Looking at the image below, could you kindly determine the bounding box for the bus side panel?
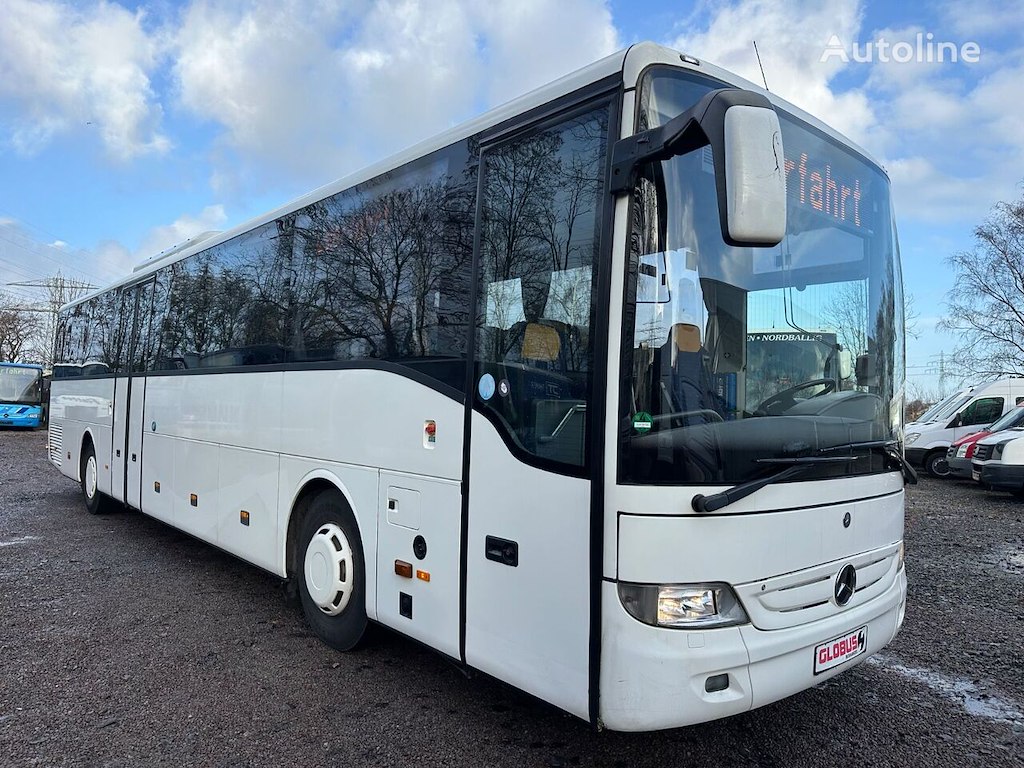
[278,458,380,617]
[144,371,283,453]
[375,471,461,659]
[218,445,280,573]
[173,436,220,543]
[110,377,129,503]
[278,369,464,481]
[140,432,175,525]
[50,378,114,491]
[465,414,591,721]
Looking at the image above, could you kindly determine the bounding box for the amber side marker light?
[416,570,430,582]
[240,510,250,526]
[395,560,413,578]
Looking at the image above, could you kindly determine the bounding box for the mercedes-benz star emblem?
[834,564,857,606]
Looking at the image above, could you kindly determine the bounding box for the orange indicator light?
[240,510,250,526]
[395,560,413,578]
[416,570,430,582]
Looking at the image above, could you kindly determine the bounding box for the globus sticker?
[632,411,653,434]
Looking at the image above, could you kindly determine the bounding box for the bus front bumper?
[598,568,907,732]
[0,410,41,428]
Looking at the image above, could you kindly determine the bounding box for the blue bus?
[0,363,44,428]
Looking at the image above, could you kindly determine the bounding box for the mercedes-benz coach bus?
[48,42,910,731]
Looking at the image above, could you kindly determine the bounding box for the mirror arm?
[609,87,776,196]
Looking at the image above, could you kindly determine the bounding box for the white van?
[905,378,1024,477]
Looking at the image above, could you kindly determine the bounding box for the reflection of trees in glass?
[301,177,462,360]
[822,281,868,356]
[478,109,608,369]
[56,141,476,386]
[89,290,129,370]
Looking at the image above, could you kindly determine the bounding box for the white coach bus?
[48,42,911,731]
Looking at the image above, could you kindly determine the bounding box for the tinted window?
[473,102,611,467]
[119,142,477,393]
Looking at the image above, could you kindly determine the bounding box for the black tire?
[924,450,951,478]
[296,490,367,651]
[80,442,113,514]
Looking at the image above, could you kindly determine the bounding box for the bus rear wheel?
[80,443,113,514]
[297,490,367,651]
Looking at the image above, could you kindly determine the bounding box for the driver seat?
[666,323,725,418]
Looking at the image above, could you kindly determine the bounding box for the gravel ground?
[0,429,1022,767]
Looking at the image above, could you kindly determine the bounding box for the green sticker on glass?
[632,411,653,434]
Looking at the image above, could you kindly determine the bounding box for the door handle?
[485,536,518,567]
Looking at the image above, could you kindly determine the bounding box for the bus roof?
[0,362,43,371]
[63,41,883,311]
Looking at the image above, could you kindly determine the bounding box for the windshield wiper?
[819,439,918,485]
[691,439,917,514]
[692,456,861,513]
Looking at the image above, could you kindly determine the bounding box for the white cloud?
[87,204,228,285]
[470,0,619,106]
[135,204,228,261]
[0,0,169,160]
[171,0,617,193]
[670,0,875,143]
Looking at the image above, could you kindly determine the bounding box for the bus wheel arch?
[286,478,368,651]
[79,431,111,514]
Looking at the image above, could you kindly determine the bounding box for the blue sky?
[1,0,1021,397]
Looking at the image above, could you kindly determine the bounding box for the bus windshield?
[619,69,904,486]
[0,365,42,406]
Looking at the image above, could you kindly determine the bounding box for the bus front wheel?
[80,442,113,514]
[297,490,367,652]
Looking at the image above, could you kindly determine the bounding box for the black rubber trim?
[459,139,485,666]
[479,74,621,146]
[586,90,621,729]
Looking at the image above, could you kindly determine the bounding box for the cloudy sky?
[0,0,1021,394]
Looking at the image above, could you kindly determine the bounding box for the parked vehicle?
[904,378,1024,477]
[970,429,1024,496]
[946,406,1024,479]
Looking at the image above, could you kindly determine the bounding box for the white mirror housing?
[723,105,787,245]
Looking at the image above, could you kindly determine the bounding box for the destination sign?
[784,152,865,230]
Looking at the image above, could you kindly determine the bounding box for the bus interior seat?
[521,323,561,364]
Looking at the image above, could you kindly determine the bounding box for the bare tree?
[0,292,42,361]
[941,188,1024,376]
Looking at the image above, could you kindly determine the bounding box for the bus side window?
[474,101,611,468]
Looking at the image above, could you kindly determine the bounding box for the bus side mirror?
[610,87,786,247]
[855,353,876,386]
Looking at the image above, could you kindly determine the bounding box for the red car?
[946,406,1024,479]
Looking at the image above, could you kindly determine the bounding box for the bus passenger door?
[110,376,129,503]
[124,377,146,509]
[463,98,613,722]
[123,278,155,510]
[109,287,135,505]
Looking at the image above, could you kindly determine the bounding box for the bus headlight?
[618,582,749,628]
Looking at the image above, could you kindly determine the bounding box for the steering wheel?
[753,379,836,416]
